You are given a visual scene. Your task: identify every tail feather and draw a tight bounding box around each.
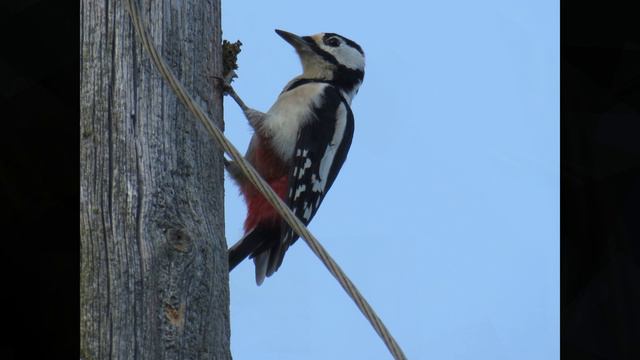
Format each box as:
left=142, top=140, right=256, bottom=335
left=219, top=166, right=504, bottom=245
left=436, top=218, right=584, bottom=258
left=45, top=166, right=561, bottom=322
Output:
left=266, top=242, right=284, bottom=278
left=266, top=228, right=298, bottom=277
left=228, top=228, right=260, bottom=271
left=227, top=224, right=282, bottom=285
left=253, top=251, right=270, bottom=285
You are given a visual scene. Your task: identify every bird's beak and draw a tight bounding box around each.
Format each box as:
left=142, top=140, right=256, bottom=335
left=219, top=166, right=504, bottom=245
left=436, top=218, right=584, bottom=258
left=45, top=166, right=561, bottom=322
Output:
left=275, top=29, right=311, bottom=53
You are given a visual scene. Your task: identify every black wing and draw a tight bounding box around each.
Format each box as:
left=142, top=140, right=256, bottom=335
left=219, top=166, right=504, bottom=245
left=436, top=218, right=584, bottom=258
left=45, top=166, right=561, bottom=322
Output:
left=267, top=85, right=355, bottom=274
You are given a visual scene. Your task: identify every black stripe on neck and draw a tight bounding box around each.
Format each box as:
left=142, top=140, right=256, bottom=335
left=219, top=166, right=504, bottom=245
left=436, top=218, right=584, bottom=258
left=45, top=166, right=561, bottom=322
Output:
left=334, top=66, right=364, bottom=94
left=283, top=79, right=333, bottom=93
left=283, top=79, right=349, bottom=103
left=284, top=74, right=363, bottom=99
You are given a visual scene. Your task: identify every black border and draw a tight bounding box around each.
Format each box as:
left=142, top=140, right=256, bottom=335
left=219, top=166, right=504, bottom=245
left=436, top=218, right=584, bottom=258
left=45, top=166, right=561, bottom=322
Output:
left=561, top=0, right=640, bottom=358
left=0, top=1, right=79, bottom=358
left=1, top=0, right=639, bottom=358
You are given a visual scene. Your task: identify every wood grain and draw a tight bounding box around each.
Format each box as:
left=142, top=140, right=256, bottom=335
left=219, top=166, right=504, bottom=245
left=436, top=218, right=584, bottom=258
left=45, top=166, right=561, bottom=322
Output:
left=80, top=1, right=229, bottom=358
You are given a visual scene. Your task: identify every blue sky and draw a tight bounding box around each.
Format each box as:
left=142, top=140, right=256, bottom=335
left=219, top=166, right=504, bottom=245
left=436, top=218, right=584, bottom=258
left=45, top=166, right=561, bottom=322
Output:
left=221, top=1, right=559, bottom=359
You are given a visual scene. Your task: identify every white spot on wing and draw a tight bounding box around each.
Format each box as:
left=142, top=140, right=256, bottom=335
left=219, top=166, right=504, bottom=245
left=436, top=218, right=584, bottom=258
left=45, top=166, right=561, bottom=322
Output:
left=294, top=185, right=306, bottom=200
left=303, top=205, right=313, bottom=220
left=297, top=156, right=313, bottom=179
left=311, top=174, right=323, bottom=193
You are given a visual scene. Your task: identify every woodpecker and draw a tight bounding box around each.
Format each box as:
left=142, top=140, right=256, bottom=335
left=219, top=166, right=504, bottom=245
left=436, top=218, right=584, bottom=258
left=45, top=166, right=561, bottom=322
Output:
left=224, top=29, right=365, bottom=285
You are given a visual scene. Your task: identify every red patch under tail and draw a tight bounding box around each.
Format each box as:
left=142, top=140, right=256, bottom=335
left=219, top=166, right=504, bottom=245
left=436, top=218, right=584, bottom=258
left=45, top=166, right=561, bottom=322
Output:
left=242, top=175, right=289, bottom=232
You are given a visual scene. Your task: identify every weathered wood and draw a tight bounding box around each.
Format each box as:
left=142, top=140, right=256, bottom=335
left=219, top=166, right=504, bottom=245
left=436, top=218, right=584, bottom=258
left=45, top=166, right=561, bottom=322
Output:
left=80, top=0, right=229, bottom=358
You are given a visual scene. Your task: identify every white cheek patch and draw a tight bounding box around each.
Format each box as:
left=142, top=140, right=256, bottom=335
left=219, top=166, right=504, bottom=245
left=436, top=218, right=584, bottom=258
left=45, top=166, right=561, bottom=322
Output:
left=314, top=34, right=364, bottom=72
left=333, top=46, right=365, bottom=71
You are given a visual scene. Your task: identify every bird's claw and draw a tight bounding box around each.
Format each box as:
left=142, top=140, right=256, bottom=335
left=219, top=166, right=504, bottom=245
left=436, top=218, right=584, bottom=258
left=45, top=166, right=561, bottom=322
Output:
left=212, top=76, right=234, bottom=95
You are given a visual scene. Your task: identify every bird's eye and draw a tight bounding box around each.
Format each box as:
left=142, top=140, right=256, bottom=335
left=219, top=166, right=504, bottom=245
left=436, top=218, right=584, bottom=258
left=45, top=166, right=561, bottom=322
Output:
left=325, top=37, right=340, bottom=47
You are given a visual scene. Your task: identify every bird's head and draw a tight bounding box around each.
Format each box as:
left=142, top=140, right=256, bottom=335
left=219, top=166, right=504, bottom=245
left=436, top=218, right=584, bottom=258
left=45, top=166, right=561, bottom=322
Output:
left=276, top=29, right=365, bottom=96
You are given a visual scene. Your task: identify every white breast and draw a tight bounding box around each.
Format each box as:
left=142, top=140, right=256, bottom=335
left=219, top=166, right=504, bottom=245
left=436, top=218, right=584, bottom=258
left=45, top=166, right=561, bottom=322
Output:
left=264, top=82, right=328, bottom=161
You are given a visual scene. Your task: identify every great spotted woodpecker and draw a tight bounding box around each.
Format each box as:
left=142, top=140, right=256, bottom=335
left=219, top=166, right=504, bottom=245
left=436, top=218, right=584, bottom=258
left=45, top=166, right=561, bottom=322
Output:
left=225, top=29, right=365, bottom=285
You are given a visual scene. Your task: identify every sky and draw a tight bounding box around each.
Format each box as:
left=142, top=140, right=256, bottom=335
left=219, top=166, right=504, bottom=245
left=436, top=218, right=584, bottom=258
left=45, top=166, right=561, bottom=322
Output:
left=221, top=1, right=559, bottom=359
